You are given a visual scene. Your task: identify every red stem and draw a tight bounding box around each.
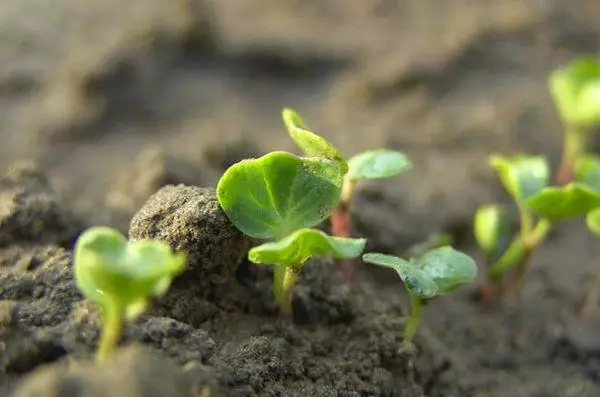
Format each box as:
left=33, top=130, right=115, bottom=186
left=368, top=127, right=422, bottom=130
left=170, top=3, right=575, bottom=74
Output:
left=331, top=203, right=355, bottom=281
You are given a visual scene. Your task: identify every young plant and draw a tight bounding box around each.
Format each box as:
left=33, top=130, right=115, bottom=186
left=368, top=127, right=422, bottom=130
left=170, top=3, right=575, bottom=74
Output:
left=363, top=247, right=476, bottom=341
left=217, top=151, right=366, bottom=315
left=549, top=57, right=600, bottom=185
left=73, top=226, right=187, bottom=362
left=282, top=108, right=412, bottom=279
left=474, top=155, right=600, bottom=303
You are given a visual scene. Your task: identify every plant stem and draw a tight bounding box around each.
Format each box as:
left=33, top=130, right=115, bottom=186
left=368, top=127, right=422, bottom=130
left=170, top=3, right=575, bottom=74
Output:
left=403, top=295, right=426, bottom=342
left=97, top=304, right=124, bottom=363
left=557, top=125, right=586, bottom=186
left=273, top=266, right=300, bottom=315
left=504, top=219, right=552, bottom=303
left=332, top=179, right=357, bottom=280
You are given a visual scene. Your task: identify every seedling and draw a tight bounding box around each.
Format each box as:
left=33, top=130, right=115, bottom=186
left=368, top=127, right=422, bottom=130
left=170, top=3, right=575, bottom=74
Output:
left=363, top=247, right=476, bottom=341
left=217, top=151, right=366, bottom=315
left=73, top=227, right=186, bottom=362
left=549, top=57, right=600, bottom=185
left=282, top=108, right=412, bottom=279
left=474, top=155, right=600, bottom=303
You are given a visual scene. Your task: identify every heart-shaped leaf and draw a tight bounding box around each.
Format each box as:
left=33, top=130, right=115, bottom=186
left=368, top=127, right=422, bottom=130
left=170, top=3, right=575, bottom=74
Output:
left=474, top=204, right=510, bottom=257
left=249, top=228, right=366, bottom=268
left=527, top=183, right=600, bottom=221
left=549, top=57, right=600, bottom=127
left=586, top=207, right=600, bottom=238
left=490, top=155, right=549, bottom=204
left=217, top=151, right=343, bottom=239
left=346, top=149, right=412, bottom=182
left=362, top=253, right=439, bottom=298
left=282, top=108, right=348, bottom=174
left=363, top=246, right=477, bottom=298
left=575, top=154, right=600, bottom=192
left=74, top=227, right=187, bottom=315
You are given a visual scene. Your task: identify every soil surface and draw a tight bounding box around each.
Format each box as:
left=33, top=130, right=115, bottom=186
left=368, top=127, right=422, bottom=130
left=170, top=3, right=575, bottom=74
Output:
left=2, top=1, right=600, bottom=396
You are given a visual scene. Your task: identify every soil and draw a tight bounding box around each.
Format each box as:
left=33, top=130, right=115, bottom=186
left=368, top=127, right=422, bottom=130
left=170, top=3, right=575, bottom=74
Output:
left=2, top=1, right=600, bottom=396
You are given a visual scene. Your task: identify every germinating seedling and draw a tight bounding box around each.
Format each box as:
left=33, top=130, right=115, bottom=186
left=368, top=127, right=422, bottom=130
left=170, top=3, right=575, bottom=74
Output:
left=363, top=247, right=477, bottom=341
left=474, top=155, right=600, bottom=303
left=282, top=108, right=412, bottom=279
left=73, top=227, right=186, bottom=362
left=549, top=57, right=600, bottom=185
left=217, top=150, right=366, bottom=315
left=473, top=57, right=600, bottom=304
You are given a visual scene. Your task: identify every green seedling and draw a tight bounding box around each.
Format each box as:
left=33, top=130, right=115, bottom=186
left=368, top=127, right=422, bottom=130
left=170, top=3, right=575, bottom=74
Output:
left=73, top=227, right=186, bottom=362
left=249, top=228, right=366, bottom=313
left=474, top=155, right=600, bottom=303
left=549, top=57, right=600, bottom=185
left=363, top=247, right=476, bottom=341
left=217, top=151, right=365, bottom=314
left=282, top=108, right=411, bottom=279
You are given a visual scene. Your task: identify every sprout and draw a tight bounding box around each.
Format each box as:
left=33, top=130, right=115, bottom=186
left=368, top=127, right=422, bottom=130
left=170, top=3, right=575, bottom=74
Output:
left=73, top=227, right=186, bottom=362
left=217, top=151, right=365, bottom=314
left=549, top=57, right=600, bottom=185
left=474, top=153, right=600, bottom=303
left=249, top=228, right=366, bottom=314
left=282, top=108, right=412, bottom=280
left=363, top=247, right=477, bottom=341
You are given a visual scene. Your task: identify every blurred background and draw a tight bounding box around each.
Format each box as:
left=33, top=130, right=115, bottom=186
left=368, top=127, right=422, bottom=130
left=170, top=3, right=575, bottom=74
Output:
left=1, top=0, right=599, bottom=244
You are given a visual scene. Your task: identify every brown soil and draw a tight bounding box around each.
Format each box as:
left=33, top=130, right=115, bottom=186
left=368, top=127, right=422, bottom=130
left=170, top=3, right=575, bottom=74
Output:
left=2, top=1, right=600, bottom=396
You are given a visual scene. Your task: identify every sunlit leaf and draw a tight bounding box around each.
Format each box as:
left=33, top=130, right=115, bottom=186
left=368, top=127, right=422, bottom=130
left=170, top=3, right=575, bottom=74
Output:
left=528, top=183, right=600, bottom=221
left=490, top=155, right=549, bottom=204
left=282, top=108, right=348, bottom=174
left=474, top=204, right=510, bottom=258
left=346, top=150, right=412, bottom=181
left=586, top=207, right=600, bottom=238
left=248, top=228, right=366, bottom=268
left=549, top=57, right=600, bottom=126
left=217, top=151, right=343, bottom=239
left=74, top=227, right=187, bottom=316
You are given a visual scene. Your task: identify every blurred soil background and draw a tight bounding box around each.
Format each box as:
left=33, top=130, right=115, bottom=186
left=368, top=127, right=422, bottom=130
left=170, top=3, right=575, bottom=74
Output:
left=1, top=0, right=600, bottom=396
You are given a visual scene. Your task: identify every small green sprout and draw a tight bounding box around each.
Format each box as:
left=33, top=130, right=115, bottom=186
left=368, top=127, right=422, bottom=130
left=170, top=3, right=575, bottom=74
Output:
left=363, top=247, right=476, bottom=341
left=249, top=228, right=366, bottom=314
left=217, top=151, right=365, bottom=315
left=549, top=57, right=600, bottom=185
left=474, top=154, right=600, bottom=303
left=282, top=108, right=411, bottom=279
left=73, top=227, right=186, bottom=362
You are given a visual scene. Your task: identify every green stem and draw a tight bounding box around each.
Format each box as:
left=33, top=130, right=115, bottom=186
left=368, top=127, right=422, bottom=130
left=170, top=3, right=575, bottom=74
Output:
left=273, top=266, right=300, bottom=315
left=403, top=295, right=426, bottom=342
left=557, top=125, right=586, bottom=185
left=341, top=178, right=357, bottom=205
left=96, top=304, right=124, bottom=363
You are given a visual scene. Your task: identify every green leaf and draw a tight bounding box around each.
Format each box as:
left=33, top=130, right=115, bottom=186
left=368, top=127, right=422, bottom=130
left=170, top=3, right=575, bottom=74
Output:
left=217, top=151, right=343, bottom=239
left=415, top=247, right=478, bottom=294
left=249, top=228, right=366, bottom=268
left=490, top=155, right=549, bottom=203
left=586, top=207, right=600, bottom=238
left=282, top=108, right=348, bottom=174
left=489, top=237, right=525, bottom=277
left=363, top=247, right=477, bottom=299
left=474, top=204, right=510, bottom=257
left=549, top=57, right=600, bottom=127
left=362, top=253, right=439, bottom=298
left=575, top=154, right=600, bottom=192
left=527, top=183, right=600, bottom=221
left=73, top=227, right=187, bottom=315
left=346, top=149, right=412, bottom=182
